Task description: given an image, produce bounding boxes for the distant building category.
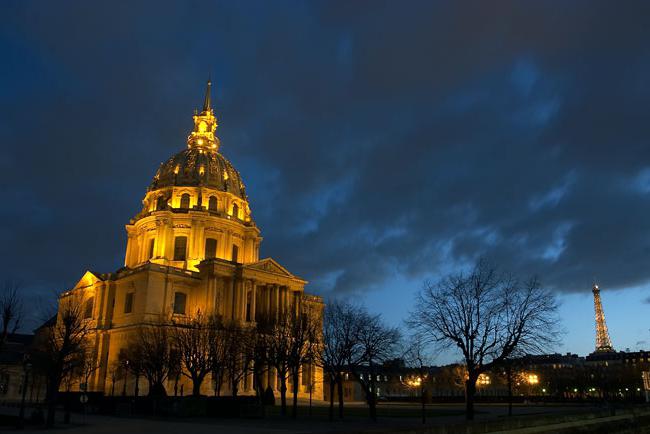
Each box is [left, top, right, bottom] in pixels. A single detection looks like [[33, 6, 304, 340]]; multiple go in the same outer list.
[[0, 334, 45, 403]]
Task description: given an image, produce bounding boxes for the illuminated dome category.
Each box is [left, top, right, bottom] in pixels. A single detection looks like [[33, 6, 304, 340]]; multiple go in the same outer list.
[[149, 148, 247, 200]]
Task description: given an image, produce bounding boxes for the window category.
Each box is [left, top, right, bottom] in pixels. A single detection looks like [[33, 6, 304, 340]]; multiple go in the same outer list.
[[147, 239, 155, 260], [208, 196, 217, 211], [232, 203, 239, 219], [204, 238, 217, 259], [156, 196, 167, 210], [174, 292, 187, 315], [245, 291, 252, 321], [180, 193, 190, 209], [231, 244, 239, 262], [124, 292, 134, 314], [173, 236, 187, 261], [84, 297, 94, 319]]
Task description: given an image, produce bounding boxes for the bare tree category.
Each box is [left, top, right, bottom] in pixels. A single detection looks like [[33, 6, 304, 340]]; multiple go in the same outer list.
[[288, 306, 320, 419], [129, 322, 176, 396], [402, 333, 436, 424], [107, 360, 120, 396], [221, 320, 252, 397], [259, 311, 293, 415], [249, 322, 270, 400], [408, 262, 560, 420], [209, 321, 228, 396], [173, 311, 215, 396], [349, 311, 400, 421], [319, 300, 365, 420], [0, 281, 23, 354], [78, 348, 99, 392], [32, 292, 91, 427]]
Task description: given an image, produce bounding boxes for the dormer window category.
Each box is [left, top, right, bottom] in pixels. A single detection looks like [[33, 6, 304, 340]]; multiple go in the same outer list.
[[208, 196, 217, 211], [180, 193, 190, 209], [232, 203, 239, 219], [156, 196, 167, 211]]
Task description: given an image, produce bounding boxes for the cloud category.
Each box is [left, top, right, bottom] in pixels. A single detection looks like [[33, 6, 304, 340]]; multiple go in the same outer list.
[[1, 0, 650, 311]]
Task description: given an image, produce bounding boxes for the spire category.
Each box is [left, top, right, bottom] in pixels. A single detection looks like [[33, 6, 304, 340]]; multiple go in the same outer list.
[[188, 79, 220, 151], [592, 283, 614, 353], [202, 78, 212, 113]]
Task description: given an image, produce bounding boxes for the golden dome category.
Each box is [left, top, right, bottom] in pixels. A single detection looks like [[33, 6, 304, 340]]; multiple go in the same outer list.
[[149, 147, 247, 200]]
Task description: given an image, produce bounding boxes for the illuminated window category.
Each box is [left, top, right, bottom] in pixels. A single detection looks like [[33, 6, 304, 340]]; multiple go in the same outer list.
[[173, 236, 187, 261], [156, 196, 167, 211], [84, 297, 94, 319], [208, 196, 218, 211], [204, 238, 217, 259], [231, 244, 239, 263], [124, 292, 134, 314], [147, 239, 155, 260], [173, 292, 187, 315], [232, 203, 239, 219], [180, 193, 190, 209]]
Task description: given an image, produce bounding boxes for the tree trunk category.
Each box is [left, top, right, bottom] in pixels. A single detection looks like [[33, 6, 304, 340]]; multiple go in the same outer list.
[[465, 374, 477, 421], [337, 374, 345, 419], [45, 381, 58, 428], [231, 378, 239, 397], [507, 367, 513, 417], [280, 375, 287, 416], [421, 386, 426, 424], [369, 376, 377, 422], [193, 379, 202, 396], [328, 376, 335, 421], [291, 370, 299, 419]]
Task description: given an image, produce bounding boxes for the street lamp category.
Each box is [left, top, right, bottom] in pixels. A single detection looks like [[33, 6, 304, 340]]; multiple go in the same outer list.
[[17, 354, 32, 430]]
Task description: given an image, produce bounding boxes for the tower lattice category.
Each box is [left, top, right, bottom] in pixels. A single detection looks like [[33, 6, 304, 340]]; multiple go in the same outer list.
[[592, 284, 614, 352]]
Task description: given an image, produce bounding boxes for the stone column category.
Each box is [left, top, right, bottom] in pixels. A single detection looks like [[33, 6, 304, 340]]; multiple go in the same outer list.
[[251, 281, 257, 322]]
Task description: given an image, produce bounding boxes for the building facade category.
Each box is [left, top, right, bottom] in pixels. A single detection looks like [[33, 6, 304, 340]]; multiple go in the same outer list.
[[55, 82, 323, 398]]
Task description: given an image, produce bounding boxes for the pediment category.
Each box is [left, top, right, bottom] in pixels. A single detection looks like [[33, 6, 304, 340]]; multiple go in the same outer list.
[[245, 258, 295, 278], [71, 270, 104, 290]]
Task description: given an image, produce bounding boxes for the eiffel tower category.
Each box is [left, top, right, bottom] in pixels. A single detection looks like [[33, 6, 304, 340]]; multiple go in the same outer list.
[[592, 284, 614, 353]]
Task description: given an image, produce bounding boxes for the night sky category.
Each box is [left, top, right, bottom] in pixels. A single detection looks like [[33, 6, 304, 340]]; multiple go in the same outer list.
[[1, 1, 649, 361]]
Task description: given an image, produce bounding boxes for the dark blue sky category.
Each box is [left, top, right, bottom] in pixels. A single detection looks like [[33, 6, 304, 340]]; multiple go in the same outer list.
[[1, 1, 649, 359]]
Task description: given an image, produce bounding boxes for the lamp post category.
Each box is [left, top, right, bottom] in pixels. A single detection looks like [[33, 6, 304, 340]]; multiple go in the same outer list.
[[17, 355, 32, 430]]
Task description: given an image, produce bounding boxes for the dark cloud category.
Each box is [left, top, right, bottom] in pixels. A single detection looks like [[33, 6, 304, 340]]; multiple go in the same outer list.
[[1, 1, 650, 316]]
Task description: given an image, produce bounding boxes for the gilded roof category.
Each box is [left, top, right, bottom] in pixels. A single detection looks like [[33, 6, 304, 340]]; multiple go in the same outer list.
[[149, 148, 247, 200]]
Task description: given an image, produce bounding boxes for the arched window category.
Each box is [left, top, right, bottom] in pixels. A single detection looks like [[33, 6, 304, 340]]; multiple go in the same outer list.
[[180, 193, 190, 209], [173, 236, 187, 261], [173, 292, 187, 315], [84, 297, 94, 319], [208, 196, 218, 211], [156, 196, 167, 211], [231, 244, 239, 263], [232, 203, 239, 219], [204, 238, 217, 259]]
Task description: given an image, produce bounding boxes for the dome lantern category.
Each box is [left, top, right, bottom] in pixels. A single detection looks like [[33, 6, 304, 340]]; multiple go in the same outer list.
[[187, 79, 220, 151]]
